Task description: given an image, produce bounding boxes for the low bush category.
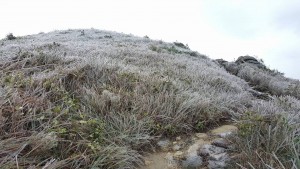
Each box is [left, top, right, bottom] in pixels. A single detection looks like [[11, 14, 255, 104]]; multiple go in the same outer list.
[[6, 33, 17, 40]]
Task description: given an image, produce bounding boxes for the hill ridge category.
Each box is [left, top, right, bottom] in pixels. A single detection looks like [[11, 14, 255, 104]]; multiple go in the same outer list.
[[0, 29, 299, 169]]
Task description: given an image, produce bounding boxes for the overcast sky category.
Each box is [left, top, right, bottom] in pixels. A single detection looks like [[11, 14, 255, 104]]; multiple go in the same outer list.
[[0, 0, 299, 79]]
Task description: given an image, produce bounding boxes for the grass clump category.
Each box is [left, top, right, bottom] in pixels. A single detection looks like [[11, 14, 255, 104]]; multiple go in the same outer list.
[[230, 97, 300, 169], [0, 52, 147, 168]]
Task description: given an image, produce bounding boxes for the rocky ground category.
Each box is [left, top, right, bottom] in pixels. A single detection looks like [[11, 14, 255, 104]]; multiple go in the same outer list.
[[142, 125, 238, 169]]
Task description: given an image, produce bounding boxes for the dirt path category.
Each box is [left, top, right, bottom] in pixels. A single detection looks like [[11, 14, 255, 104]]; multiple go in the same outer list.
[[141, 125, 238, 169]]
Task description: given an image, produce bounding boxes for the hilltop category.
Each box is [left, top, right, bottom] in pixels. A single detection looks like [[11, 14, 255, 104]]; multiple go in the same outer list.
[[0, 29, 299, 169]]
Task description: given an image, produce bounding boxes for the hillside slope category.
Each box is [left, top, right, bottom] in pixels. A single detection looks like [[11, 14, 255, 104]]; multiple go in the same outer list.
[[0, 29, 299, 169]]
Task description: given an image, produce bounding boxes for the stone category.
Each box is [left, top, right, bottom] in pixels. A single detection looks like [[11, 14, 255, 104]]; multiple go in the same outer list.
[[215, 59, 228, 66], [172, 144, 181, 151], [198, 145, 230, 169], [198, 145, 226, 157], [195, 133, 209, 140], [209, 152, 229, 161], [182, 155, 203, 168], [157, 139, 171, 151], [176, 136, 181, 141], [173, 151, 185, 160], [211, 138, 231, 149], [208, 153, 230, 169], [211, 125, 238, 138], [187, 139, 209, 155], [248, 89, 273, 100], [235, 56, 266, 69]]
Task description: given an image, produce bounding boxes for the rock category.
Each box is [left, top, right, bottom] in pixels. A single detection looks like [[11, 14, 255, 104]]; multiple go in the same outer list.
[[176, 136, 181, 141], [208, 153, 230, 169], [182, 155, 203, 168], [211, 138, 231, 149], [209, 152, 229, 161], [173, 151, 185, 160], [198, 145, 225, 156], [248, 88, 273, 100], [215, 59, 228, 66], [187, 139, 209, 154], [157, 139, 171, 151], [235, 56, 266, 69], [198, 145, 230, 169], [211, 125, 238, 137], [187, 139, 210, 156], [172, 144, 181, 151], [195, 133, 209, 140]]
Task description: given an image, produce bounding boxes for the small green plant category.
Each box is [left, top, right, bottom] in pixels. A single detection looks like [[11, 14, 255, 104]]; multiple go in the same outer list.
[[196, 121, 205, 131]]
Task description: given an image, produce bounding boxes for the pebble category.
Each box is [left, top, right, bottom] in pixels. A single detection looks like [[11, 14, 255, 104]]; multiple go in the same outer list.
[[157, 139, 171, 151], [211, 125, 238, 138], [195, 133, 209, 140], [173, 151, 184, 160], [172, 144, 181, 151], [176, 136, 181, 141]]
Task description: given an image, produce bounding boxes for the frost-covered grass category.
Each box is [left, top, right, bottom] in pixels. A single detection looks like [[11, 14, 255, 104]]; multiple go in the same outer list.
[[224, 62, 300, 99], [0, 29, 299, 168]]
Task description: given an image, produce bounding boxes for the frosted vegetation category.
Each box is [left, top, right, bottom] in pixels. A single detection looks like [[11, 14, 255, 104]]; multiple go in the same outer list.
[[223, 61, 300, 99], [0, 29, 299, 168]]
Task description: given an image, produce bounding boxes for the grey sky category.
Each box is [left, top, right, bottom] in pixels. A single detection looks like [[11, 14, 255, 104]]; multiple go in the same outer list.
[[0, 0, 299, 79]]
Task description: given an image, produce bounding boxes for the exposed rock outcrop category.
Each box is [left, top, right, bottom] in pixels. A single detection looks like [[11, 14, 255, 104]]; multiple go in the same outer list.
[[235, 56, 266, 69], [143, 124, 238, 169], [215, 55, 266, 74], [215, 56, 275, 100]]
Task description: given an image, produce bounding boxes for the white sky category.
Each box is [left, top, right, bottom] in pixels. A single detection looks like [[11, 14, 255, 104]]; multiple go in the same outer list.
[[0, 0, 299, 79]]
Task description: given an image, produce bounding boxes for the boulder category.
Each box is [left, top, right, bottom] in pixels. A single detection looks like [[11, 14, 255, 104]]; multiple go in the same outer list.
[[235, 56, 266, 69]]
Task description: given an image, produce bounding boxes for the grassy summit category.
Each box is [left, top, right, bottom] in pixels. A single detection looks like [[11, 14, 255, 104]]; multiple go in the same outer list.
[[0, 29, 299, 168]]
